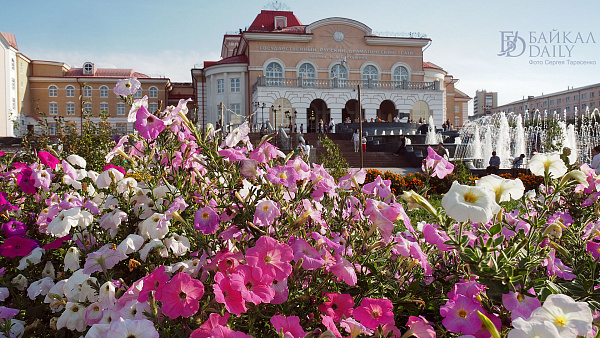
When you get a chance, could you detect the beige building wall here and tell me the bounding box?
[16,53,31,132]
[0,39,6,136]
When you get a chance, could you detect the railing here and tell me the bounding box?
[254,76,439,91]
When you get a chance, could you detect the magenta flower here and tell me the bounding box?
[113,77,141,96]
[194,206,220,235]
[0,192,17,214]
[135,105,165,139]
[253,200,281,227]
[587,241,600,260]
[353,297,395,329]
[317,293,354,322]
[405,316,436,338]
[190,313,231,338]
[422,146,455,178]
[291,238,325,270]
[1,219,26,238]
[423,223,452,251]
[543,249,576,280]
[155,272,205,319]
[321,315,343,338]
[16,168,36,194]
[0,236,38,258]
[548,211,573,226]
[230,265,275,305]
[502,290,541,320]
[213,272,247,316]
[103,163,126,175]
[440,294,483,335]
[447,281,487,300]
[38,151,59,170]
[42,235,71,250]
[138,265,170,302]
[245,236,293,282]
[270,315,306,338]
[250,142,280,163]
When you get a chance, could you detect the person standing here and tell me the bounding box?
[487,151,500,174]
[591,146,600,174]
[329,118,335,133]
[352,129,360,152]
[361,135,367,152]
[299,124,304,134]
[319,119,324,133]
[435,142,447,159]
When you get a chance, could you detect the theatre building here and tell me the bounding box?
[192,10,470,133]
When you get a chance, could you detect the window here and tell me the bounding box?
[117,103,125,115]
[83,102,92,113]
[582,104,587,110]
[412,100,429,122]
[66,102,75,115]
[134,87,142,98]
[550,100,554,106]
[582,93,587,99]
[265,62,284,86]
[230,103,242,125]
[217,79,224,93]
[83,62,94,75]
[330,64,348,87]
[149,102,158,112]
[454,105,459,113]
[48,123,57,136]
[299,63,316,86]
[49,102,58,115]
[66,85,75,97]
[361,65,379,87]
[574,95,579,100]
[591,102,595,108]
[455,117,460,127]
[11,59,15,70]
[12,98,16,110]
[557,98,562,104]
[591,92,595,98]
[11,79,15,90]
[100,102,109,113]
[83,85,92,97]
[116,123,127,135]
[393,66,409,84]
[230,78,240,92]
[99,85,109,98]
[566,106,571,112]
[566,97,570,102]
[49,85,58,97]
[149,86,158,98]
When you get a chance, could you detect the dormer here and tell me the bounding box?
[83,62,95,75]
[274,16,287,30]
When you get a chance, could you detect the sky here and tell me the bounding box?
[2,0,600,112]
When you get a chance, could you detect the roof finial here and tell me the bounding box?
[264,1,290,11]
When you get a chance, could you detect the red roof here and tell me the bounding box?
[0,31,18,50]
[64,68,150,78]
[248,10,303,32]
[205,54,249,68]
[423,61,444,71]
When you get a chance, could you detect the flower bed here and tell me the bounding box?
[0,79,599,337]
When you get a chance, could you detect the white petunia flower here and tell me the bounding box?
[96,168,125,189]
[63,175,82,190]
[116,234,145,256]
[139,239,168,262]
[0,287,9,301]
[527,294,592,337]
[138,213,169,240]
[66,154,87,169]
[27,277,55,300]
[56,302,87,332]
[441,181,501,223]
[64,247,81,272]
[47,207,81,237]
[17,247,44,270]
[98,281,117,310]
[164,234,191,256]
[44,279,67,313]
[127,95,148,122]
[41,261,56,279]
[11,274,27,291]
[528,152,568,178]
[99,209,128,238]
[476,174,525,203]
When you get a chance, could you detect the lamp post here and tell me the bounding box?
[285,111,291,132]
[294,111,297,133]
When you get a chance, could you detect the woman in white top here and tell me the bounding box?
[352,129,360,152]
[591,145,600,174]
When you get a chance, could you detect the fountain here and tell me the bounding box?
[425,116,442,145]
[456,108,600,168]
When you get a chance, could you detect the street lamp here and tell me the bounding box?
[285,110,291,132]
[294,111,297,132]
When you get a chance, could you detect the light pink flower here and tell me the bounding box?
[321,315,343,338]
[502,290,541,320]
[135,105,165,139]
[194,206,220,235]
[405,316,436,338]
[291,238,325,270]
[253,200,281,227]
[340,318,374,337]
[330,254,357,286]
[362,175,392,200]
[440,294,483,335]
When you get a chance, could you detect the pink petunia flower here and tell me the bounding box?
[423,223,452,251]
[156,272,205,319]
[330,254,357,286]
[230,265,275,305]
[362,175,392,200]
[317,293,354,322]
[422,146,454,179]
[250,142,280,163]
[0,236,38,258]
[340,317,374,337]
[138,265,170,302]
[321,315,343,338]
[16,168,36,194]
[270,315,306,338]
[440,294,483,335]
[587,241,600,260]
[502,290,541,320]
[190,313,231,338]
[405,316,436,338]
[253,200,281,227]
[353,297,395,329]
[270,277,289,304]
[194,206,221,235]
[447,281,487,300]
[1,219,27,238]
[542,249,576,280]
[135,105,165,139]
[213,272,247,316]
[291,238,325,270]
[245,236,293,282]
[38,151,59,170]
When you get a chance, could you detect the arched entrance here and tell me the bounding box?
[378,100,397,122]
[272,98,293,130]
[343,99,362,123]
[307,99,329,133]
[412,100,430,123]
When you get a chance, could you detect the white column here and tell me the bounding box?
[330,108,342,125]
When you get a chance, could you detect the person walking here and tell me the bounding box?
[352,129,360,152]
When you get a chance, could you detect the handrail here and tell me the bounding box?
[254,76,439,91]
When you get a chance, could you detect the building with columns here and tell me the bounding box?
[192,10,470,133]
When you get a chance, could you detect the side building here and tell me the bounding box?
[27,61,170,136]
[492,83,600,118]
[0,31,20,137]
[192,10,470,132]
[472,90,497,118]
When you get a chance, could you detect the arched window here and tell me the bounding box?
[299,63,316,87]
[393,66,409,85]
[330,64,348,88]
[266,62,284,86]
[134,87,142,98]
[83,85,92,97]
[149,86,158,98]
[412,100,429,123]
[362,65,379,88]
[99,85,109,98]
[49,85,58,97]
[66,85,75,97]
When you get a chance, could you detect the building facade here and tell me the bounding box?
[27,61,170,136]
[0,31,20,137]
[192,10,470,132]
[473,90,498,117]
[492,83,600,118]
